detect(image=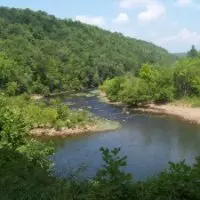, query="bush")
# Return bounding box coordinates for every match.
[136,160,200,200]
[119,77,152,106]
[100,76,125,102]
[56,104,70,120]
[23,105,58,128]
[0,105,28,149]
[6,81,19,96]
[174,58,200,97]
